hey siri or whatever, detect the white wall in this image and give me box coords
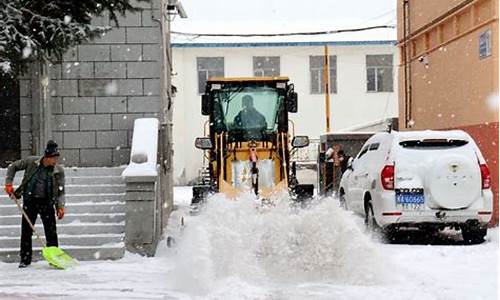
[171,43,398,185]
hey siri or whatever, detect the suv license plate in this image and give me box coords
[396,193,425,205]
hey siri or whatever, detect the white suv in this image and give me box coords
[338,130,493,243]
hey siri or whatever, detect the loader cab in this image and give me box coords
[202,77,296,142]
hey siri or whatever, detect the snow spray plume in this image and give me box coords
[166,192,396,295]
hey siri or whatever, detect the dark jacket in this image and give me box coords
[234,107,267,129]
[5,156,65,209]
[339,155,351,174]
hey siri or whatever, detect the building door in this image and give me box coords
[0,74,21,167]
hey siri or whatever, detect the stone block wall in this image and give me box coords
[20,0,162,166]
[19,77,33,159]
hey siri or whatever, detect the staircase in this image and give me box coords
[0,167,126,263]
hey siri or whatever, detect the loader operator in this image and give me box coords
[4,140,65,268]
[233,95,267,130]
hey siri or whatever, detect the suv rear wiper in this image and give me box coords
[399,139,468,148]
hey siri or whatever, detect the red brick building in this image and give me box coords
[397,0,499,224]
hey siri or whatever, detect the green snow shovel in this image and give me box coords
[11,195,78,269]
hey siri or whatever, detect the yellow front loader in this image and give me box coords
[192,76,313,205]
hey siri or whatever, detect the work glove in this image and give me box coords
[4,184,14,196]
[56,207,65,220]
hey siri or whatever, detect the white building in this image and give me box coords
[172,40,398,185]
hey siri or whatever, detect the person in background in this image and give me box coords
[337,149,351,174]
[4,140,65,268]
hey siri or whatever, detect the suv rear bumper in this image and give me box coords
[377,210,492,228]
[375,190,493,227]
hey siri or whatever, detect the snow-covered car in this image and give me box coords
[338,129,493,243]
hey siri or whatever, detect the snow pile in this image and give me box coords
[122,118,159,180]
[166,193,396,294]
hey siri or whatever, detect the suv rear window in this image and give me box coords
[399,139,469,148]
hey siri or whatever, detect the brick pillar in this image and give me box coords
[124,180,159,256]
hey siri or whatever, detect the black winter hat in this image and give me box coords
[44,140,60,157]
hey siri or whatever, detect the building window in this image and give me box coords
[479,30,491,59]
[197,57,224,93]
[253,56,280,76]
[366,54,393,92]
[309,55,337,94]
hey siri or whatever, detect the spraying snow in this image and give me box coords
[165,192,397,295]
[0,187,496,299]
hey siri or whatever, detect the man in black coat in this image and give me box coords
[4,140,65,268]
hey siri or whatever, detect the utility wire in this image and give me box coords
[171,24,395,38]
[355,9,396,27]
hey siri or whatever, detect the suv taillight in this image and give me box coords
[480,164,491,189]
[381,165,394,190]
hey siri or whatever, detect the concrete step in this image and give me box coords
[0,184,125,195]
[0,167,127,262]
[0,167,125,177]
[0,201,126,216]
[66,184,125,194]
[61,167,125,177]
[0,222,124,237]
[0,244,125,262]
[9,176,124,185]
[0,213,125,226]
[0,193,125,204]
[0,233,124,248]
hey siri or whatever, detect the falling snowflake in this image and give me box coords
[0,61,11,72]
[105,81,118,95]
[64,15,72,24]
[22,44,32,59]
[486,94,499,111]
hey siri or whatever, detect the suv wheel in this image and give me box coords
[364,202,378,233]
[339,192,348,210]
[461,225,487,244]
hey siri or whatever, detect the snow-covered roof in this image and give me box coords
[393,130,473,142]
[172,40,396,48]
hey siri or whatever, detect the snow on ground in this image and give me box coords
[0,186,497,300]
